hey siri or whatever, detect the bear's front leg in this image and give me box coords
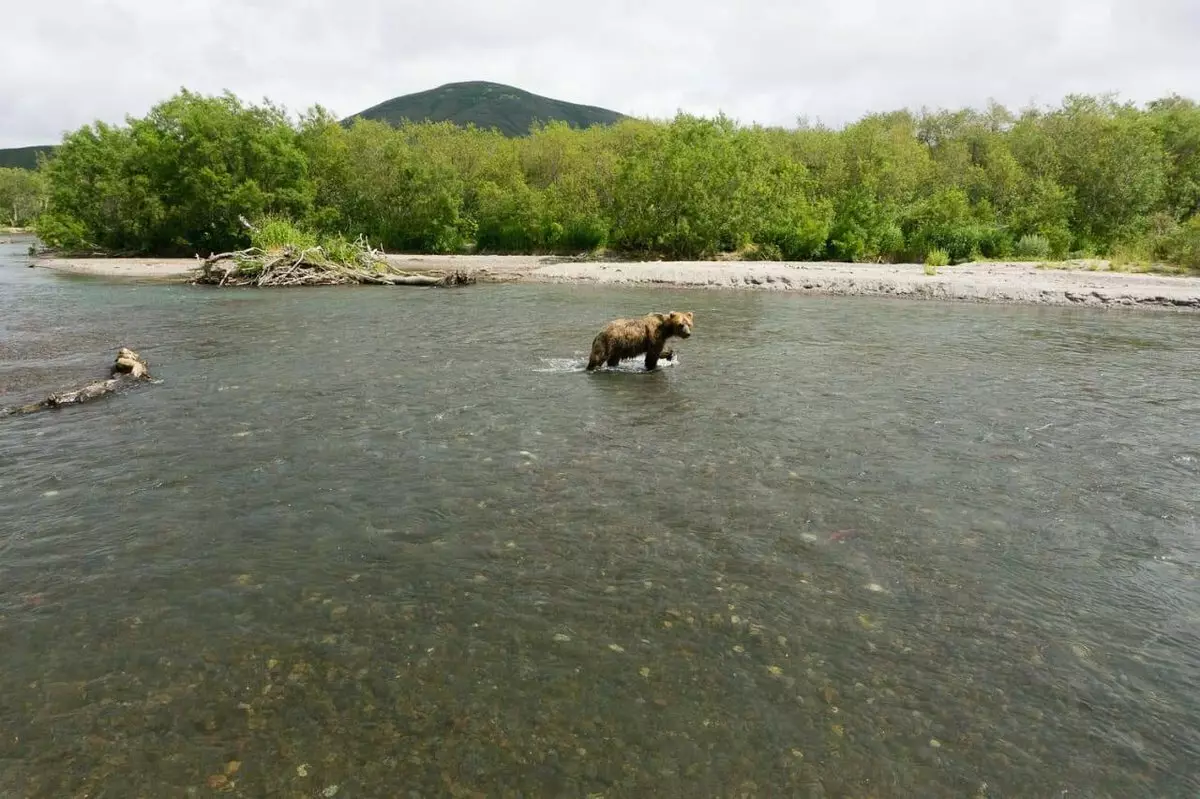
[644,347,663,371]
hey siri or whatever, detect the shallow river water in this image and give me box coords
[2,237,1199,798]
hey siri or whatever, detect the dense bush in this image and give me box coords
[38,90,313,254]
[0,167,46,226]
[25,87,1200,270]
[924,248,950,268]
[1014,233,1052,259]
[1155,214,1200,269]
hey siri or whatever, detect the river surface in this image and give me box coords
[2,236,1199,798]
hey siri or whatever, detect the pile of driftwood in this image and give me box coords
[3,348,153,417]
[193,242,475,288]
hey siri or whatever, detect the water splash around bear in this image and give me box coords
[532,356,679,374]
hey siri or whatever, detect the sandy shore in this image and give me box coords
[28,256,203,280]
[27,253,1200,310]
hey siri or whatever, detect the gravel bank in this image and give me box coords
[29,253,1200,310]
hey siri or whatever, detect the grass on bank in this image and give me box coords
[245,216,383,270]
[197,216,390,286]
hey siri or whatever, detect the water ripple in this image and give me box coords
[1,254,1198,796]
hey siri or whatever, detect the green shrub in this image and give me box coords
[1014,233,1052,259]
[976,226,1013,259]
[562,215,608,251]
[321,233,363,266]
[826,226,867,261]
[924,248,950,267]
[37,90,314,255]
[250,214,318,251]
[1155,214,1200,270]
[33,211,93,250]
[876,223,907,262]
[744,242,784,261]
[0,167,46,227]
[472,181,545,252]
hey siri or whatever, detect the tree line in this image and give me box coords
[0,168,46,228]
[20,88,1200,269]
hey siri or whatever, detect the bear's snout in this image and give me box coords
[678,324,692,337]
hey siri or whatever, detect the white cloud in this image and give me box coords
[2,0,1197,147]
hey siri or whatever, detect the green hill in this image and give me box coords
[0,81,629,169]
[0,144,55,170]
[343,81,629,136]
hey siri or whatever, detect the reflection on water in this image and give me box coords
[2,241,1199,797]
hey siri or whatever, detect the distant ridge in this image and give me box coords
[342,81,629,136]
[0,81,630,168]
[0,144,55,171]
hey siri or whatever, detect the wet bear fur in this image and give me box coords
[586,311,694,372]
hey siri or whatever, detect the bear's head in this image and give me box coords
[654,311,694,338]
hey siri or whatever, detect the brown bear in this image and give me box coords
[586,311,694,372]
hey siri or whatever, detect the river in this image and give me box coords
[2,236,1199,797]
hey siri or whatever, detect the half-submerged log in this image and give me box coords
[385,270,476,286]
[2,348,154,417]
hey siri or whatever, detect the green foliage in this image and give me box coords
[239,214,382,273]
[473,180,545,252]
[1148,96,1200,220]
[924,248,950,268]
[1154,214,1200,270]
[1002,177,1074,258]
[818,111,933,262]
[744,242,784,262]
[37,90,314,254]
[904,188,973,261]
[29,86,1200,271]
[249,214,318,251]
[562,215,609,251]
[321,233,365,268]
[608,114,830,259]
[299,115,472,253]
[0,167,46,226]
[1010,96,1167,251]
[1014,233,1052,259]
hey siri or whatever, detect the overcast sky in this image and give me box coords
[2,0,1198,148]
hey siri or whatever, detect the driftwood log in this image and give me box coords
[192,242,476,288]
[2,348,154,417]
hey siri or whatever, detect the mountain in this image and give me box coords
[343,81,629,136]
[0,145,55,170]
[0,81,630,169]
